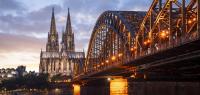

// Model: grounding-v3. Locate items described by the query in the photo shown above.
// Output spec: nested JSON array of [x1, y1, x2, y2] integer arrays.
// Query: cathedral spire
[[62, 8, 75, 52], [40, 48, 43, 57], [46, 7, 59, 52], [50, 7, 57, 34], [66, 8, 73, 35]]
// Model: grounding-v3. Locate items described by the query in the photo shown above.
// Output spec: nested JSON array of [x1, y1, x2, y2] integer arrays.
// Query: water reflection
[[0, 88, 73, 95]]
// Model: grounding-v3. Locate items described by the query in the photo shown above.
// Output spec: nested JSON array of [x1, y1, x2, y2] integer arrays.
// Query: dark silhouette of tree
[[0, 73, 50, 90]]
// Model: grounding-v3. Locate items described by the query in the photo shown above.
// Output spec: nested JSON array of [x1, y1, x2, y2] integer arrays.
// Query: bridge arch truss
[[73, 0, 200, 79]]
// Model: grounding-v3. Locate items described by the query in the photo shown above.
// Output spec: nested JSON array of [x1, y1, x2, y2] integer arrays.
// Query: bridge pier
[[74, 77, 200, 95], [110, 78, 128, 95], [75, 79, 110, 95], [73, 78, 129, 95], [73, 84, 80, 95]]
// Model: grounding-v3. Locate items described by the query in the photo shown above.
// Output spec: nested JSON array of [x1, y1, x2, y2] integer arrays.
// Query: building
[[16, 65, 26, 77], [39, 8, 85, 77], [0, 66, 28, 82], [0, 68, 16, 79], [0, 68, 16, 83]]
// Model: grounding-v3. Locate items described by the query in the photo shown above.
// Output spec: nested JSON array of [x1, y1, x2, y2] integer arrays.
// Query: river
[[0, 88, 73, 95]]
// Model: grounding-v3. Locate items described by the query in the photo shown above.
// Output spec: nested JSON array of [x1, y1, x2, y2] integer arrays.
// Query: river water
[[0, 88, 73, 95]]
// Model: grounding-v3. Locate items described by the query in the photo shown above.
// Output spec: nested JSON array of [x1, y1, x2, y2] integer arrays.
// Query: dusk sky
[[0, 0, 152, 72]]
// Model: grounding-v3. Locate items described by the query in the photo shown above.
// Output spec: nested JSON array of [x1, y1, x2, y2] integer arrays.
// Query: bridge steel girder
[[73, 11, 145, 79], [132, 0, 198, 77], [84, 11, 145, 74], [73, 0, 199, 81]]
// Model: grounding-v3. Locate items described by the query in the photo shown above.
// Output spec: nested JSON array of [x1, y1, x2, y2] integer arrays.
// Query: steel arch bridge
[[73, 0, 200, 81]]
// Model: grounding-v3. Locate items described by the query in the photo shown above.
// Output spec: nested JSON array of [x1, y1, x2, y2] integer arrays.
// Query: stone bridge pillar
[[110, 78, 128, 95], [74, 78, 129, 95], [73, 84, 81, 95]]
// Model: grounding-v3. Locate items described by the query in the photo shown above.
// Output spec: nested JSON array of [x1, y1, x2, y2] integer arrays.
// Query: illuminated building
[[39, 8, 85, 77]]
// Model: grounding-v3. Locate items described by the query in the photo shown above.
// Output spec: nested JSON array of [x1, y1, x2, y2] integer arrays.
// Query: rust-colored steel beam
[[181, 0, 186, 42], [169, 0, 172, 46]]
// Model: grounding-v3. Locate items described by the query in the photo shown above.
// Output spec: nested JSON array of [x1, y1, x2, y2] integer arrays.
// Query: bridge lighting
[[118, 53, 123, 57], [147, 39, 151, 43], [110, 78, 128, 94], [193, 18, 197, 21], [144, 41, 147, 45], [130, 75, 136, 78], [160, 30, 169, 39], [131, 48, 134, 51], [101, 62, 104, 65], [73, 84, 80, 95], [144, 74, 147, 79], [188, 20, 192, 24], [160, 32, 166, 38], [55, 88, 60, 92], [166, 31, 169, 34], [131, 46, 137, 51], [111, 56, 116, 61], [107, 77, 111, 81], [144, 39, 151, 45]]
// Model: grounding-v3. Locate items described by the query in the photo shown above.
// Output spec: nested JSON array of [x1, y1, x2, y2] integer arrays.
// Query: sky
[[0, 0, 152, 72]]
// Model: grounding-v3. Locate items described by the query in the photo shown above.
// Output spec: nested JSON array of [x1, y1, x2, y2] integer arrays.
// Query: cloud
[[118, 0, 152, 11], [61, 0, 152, 51], [0, 0, 26, 15], [0, 52, 40, 72], [0, 0, 153, 71], [27, 4, 62, 22], [0, 4, 64, 38], [0, 33, 45, 53], [0, 33, 44, 72]]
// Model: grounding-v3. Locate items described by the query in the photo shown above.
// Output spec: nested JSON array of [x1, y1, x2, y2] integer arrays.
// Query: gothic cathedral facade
[[39, 8, 85, 77]]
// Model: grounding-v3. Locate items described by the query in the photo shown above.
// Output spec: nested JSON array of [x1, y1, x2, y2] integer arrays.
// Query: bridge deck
[[74, 38, 200, 82]]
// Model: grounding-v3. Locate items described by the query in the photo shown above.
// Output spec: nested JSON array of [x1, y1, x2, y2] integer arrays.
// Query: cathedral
[[39, 8, 85, 77]]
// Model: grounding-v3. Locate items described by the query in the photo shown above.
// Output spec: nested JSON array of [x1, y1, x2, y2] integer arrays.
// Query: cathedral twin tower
[[39, 8, 85, 77], [46, 8, 74, 52]]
